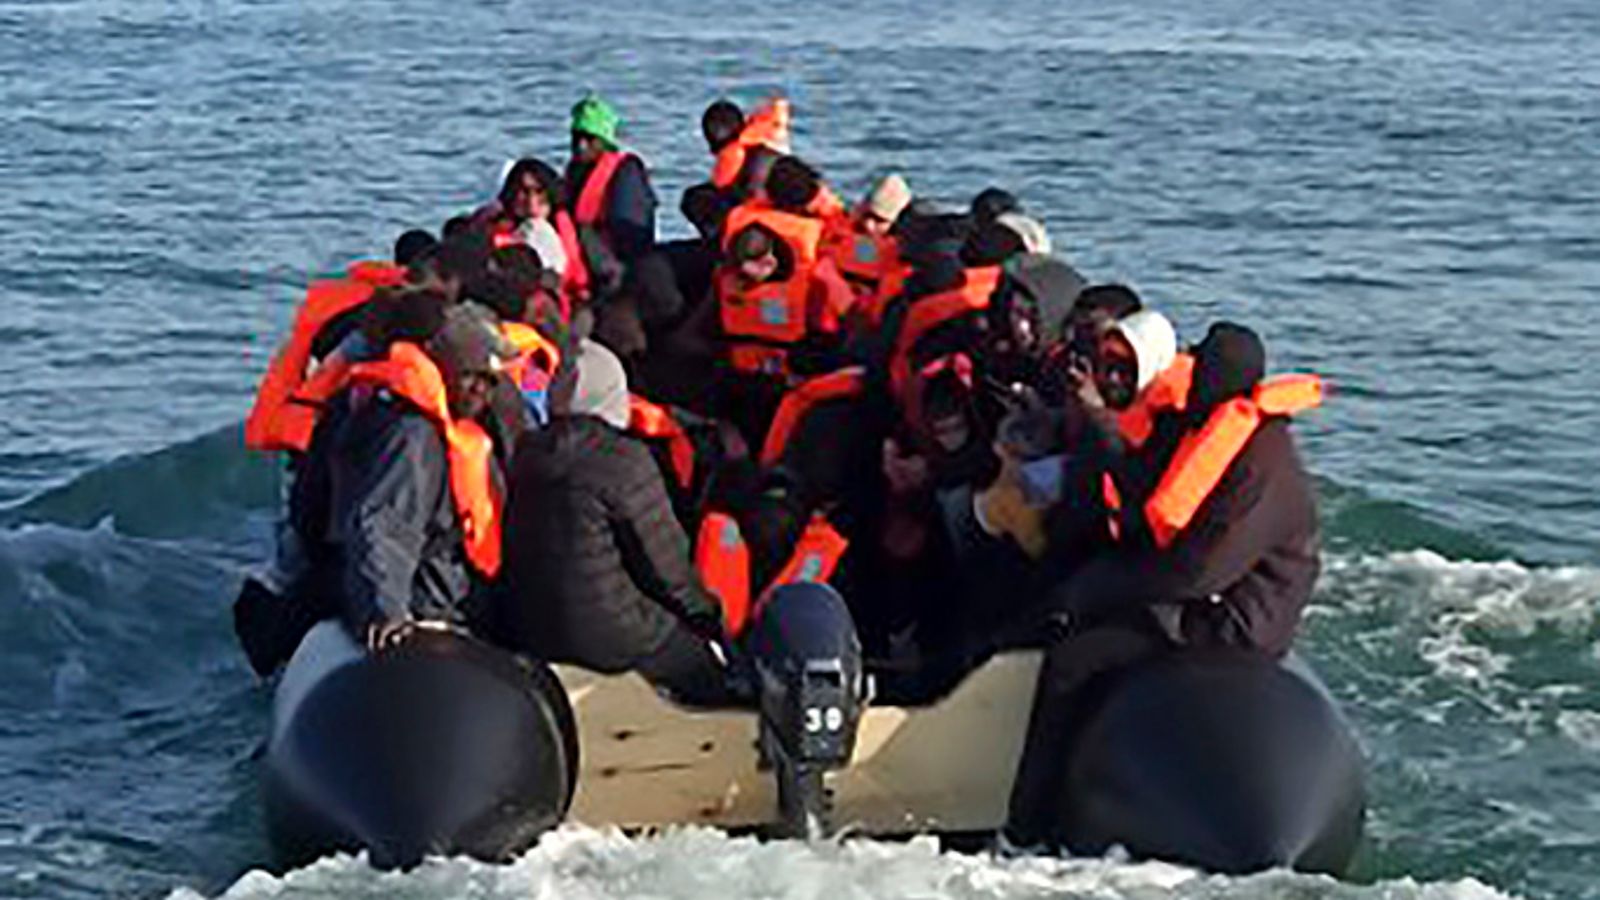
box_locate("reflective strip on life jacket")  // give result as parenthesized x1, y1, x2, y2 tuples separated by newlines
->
(695, 512, 753, 636)
(573, 151, 629, 226)
(1117, 352, 1196, 448)
(1143, 374, 1323, 549)
(244, 261, 406, 453)
(627, 395, 696, 491)
(346, 342, 503, 578)
(830, 230, 898, 293)
(887, 266, 1002, 402)
(711, 98, 791, 190)
(760, 366, 867, 466)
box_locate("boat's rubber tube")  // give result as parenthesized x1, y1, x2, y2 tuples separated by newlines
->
(1056, 651, 1365, 874)
(263, 621, 576, 870)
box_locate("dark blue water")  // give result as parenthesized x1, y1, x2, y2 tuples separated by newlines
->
(2, 1, 1597, 897)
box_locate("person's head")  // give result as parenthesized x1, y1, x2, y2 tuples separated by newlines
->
(960, 219, 1026, 267)
(570, 95, 620, 163)
(730, 224, 781, 285)
(970, 187, 1021, 227)
(765, 155, 821, 213)
(441, 215, 473, 240)
(553, 338, 630, 429)
(409, 230, 491, 303)
(912, 354, 978, 457)
(426, 302, 517, 421)
(1189, 321, 1266, 418)
(473, 243, 548, 324)
(361, 287, 450, 350)
(393, 229, 437, 267)
(702, 99, 745, 154)
(860, 174, 911, 237)
(1097, 309, 1176, 411)
(1064, 283, 1142, 361)
(499, 158, 560, 223)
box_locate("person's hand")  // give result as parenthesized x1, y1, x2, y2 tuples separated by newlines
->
(1067, 359, 1105, 415)
(366, 618, 416, 653)
(882, 438, 929, 496)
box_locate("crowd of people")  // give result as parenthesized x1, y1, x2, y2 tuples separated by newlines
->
(233, 93, 1326, 851)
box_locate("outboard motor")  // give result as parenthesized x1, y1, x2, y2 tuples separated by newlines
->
(263, 622, 577, 869)
(745, 583, 864, 837)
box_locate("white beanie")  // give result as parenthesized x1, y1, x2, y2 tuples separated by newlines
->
(995, 212, 1052, 256)
(1112, 310, 1178, 393)
(569, 338, 631, 430)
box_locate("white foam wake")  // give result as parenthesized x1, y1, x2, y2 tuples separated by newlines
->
(172, 826, 1515, 900)
(1318, 550, 1600, 686)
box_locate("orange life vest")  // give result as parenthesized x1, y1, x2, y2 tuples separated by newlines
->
(1117, 352, 1196, 448)
(244, 261, 407, 453)
(627, 395, 697, 491)
(887, 266, 1002, 403)
(554, 210, 589, 315)
(717, 205, 830, 376)
(344, 342, 504, 577)
(573, 151, 630, 226)
(694, 511, 848, 637)
(1103, 374, 1324, 549)
(710, 98, 791, 190)
(827, 227, 899, 300)
(760, 366, 868, 466)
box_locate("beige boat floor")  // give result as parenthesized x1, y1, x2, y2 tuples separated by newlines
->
(553, 651, 1041, 834)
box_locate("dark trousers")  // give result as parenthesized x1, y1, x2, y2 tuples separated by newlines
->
(1004, 621, 1170, 845)
(634, 623, 730, 707)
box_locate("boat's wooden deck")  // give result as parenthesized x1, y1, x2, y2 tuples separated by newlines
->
(554, 651, 1041, 833)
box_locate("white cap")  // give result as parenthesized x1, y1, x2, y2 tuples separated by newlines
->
(1111, 310, 1178, 393)
(995, 212, 1052, 256)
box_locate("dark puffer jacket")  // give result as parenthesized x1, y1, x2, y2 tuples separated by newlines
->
(499, 414, 722, 671)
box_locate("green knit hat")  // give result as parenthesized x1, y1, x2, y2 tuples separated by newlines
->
(570, 95, 620, 149)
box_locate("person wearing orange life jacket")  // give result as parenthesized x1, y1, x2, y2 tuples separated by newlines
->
(499, 340, 732, 705)
(693, 469, 848, 640)
(826, 174, 912, 316)
(480, 158, 589, 321)
(242, 229, 437, 454)
(233, 302, 517, 674)
(682, 99, 791, 239)
(564, 96, 657, 295)
(1003, 322, 1324, 850)
(712, 214, 854, 446)
(625, 392, 751, 529)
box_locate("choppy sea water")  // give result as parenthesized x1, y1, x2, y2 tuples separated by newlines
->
(1, 0, 1597, 897)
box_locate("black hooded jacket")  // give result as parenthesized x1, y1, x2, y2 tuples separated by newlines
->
(500, 414, 722, 671)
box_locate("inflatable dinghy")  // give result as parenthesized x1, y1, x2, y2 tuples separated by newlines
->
(263, 621, 576, 869)
(263, 585, 1363, 874)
